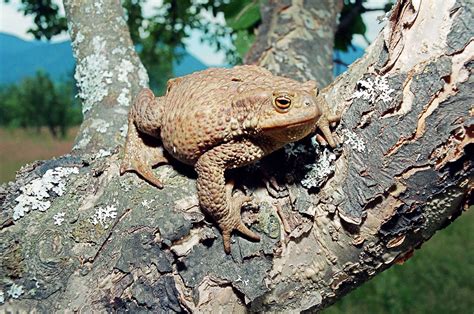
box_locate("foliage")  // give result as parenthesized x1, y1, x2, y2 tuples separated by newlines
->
(120, 0, 260, 90)
(335, 0, 394, 51)
(0, 71, 81, 137)
(123, 0, 202, 91)
(218, 0, 260, 63)
(3, 0, 67, 40)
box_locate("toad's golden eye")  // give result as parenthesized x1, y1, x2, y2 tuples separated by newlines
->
(274, 96, 291, 112)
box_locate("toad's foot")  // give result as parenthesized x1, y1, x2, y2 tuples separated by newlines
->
(120, 119, 170, 189)
(195, 140, 265, 254)
(221, 182, 260, 253)
(316, 112, 341, 148)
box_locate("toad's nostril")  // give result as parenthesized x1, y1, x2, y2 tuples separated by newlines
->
(304, 101, 311, 106)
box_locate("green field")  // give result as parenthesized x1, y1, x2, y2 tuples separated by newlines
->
(1, 128, 472, 312)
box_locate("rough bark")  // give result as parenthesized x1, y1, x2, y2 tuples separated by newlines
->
(245, 0, 342, 87)
(0, 0, 472, 312)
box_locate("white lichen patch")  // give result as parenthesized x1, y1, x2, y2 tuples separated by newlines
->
(53, 212, 66, 226)
(354, 75, 394, 104)
(0, 290, 4, 304)
(119, 179, 132, 191)
(95, 149, 112, 159)
(117, 59, 134, 86)
(71, 30, 84, 59)
(137, 62, 149, 88)
(7, 284, 24, 299)
(115, 15, 127, 26)
(141, 199, 153, 209)
(341, 129, 366, 152)
(72, 31, 85, 52)
(74, 36, 113, 114)
(90, 119, 110, 134)
(301, 148, 337, 189)
(91, 205, 117, 228)
(120, 124, 128, 138)
(112, 47, 127, 55)
(67, 19, 75, 36)
(13, 167, 79, 220)
(74, 134, 91, 150)
(117, 88, 130, 107)
(284, 142, 308, 159)
(94, 0, 104, 14)
(75, 31, 85, 44)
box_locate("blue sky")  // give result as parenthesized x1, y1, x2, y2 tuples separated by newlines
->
(0, 0, 387, 66)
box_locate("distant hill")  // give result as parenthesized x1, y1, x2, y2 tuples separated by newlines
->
(0, 33, 75, 84)
(0, 33, 209, 85)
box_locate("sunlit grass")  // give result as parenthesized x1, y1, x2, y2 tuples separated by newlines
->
(0, 127, 78, 183)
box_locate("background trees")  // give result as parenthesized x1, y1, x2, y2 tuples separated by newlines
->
(0, 71, 81, 137)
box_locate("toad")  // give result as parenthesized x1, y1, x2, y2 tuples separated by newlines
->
(120, 65, 340, 253)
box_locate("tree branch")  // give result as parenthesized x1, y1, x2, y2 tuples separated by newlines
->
(0, 0, 472, 312)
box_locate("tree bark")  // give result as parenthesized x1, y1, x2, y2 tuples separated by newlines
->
(0, 0, 472, 312)
(63, 0, 149, 154)
(246, 0, 343, 87)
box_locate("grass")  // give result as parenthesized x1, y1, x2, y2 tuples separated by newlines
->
(0, 127, 78, 183)
(1, 127, 472, 312)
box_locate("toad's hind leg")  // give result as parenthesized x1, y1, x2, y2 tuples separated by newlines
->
(120, 88, 169, 188)
(195, 140, 265, 254)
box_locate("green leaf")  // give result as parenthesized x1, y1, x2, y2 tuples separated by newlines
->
(220, 0, 250, 19)
(234, 30, 255, 59)
(352, 14, 367, 35)
(227, 1, 261, 31)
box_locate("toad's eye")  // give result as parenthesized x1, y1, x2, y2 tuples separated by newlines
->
(274, 96, 291, 112)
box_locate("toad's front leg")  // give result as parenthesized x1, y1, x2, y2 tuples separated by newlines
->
(120, 88, 169, 188)
(195, 140, 265, 254)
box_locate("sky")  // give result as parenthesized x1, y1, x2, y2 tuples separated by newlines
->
(0, 0, 387, 66)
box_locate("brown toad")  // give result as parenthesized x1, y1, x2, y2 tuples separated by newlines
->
(120, 65, 340, 253)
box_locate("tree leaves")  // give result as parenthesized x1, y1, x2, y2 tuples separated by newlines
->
(218, 0, 261, 62)
(225, 1, 261, 31)
(234, 30, 255, 59)
(0, 71, 81, 137)
(13, 0, 67, 40)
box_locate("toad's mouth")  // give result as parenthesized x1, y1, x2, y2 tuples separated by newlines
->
(262, 116, 317, 131)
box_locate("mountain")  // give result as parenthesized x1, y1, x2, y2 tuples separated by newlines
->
(0, 33, 75, 84)
(0, 33, 209, 85)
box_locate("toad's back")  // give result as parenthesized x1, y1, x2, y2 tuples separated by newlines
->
(159, 65, 302, 164)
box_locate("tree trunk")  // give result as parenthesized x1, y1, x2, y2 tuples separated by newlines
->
(246, 0, 342, 87)
(0, 0, 472, 312)
(63, 0, 149, 154)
